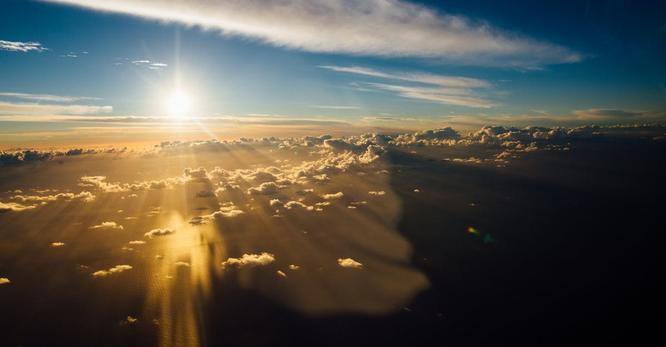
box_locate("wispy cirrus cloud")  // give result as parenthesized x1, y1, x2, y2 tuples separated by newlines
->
(40, 0, 581, 68)
(0, 40, 48, 52)
(571, 108, 644, 121)
(0, 92, 99, 103)
(131, 60, 168, 70)
(321, 65, 496, 108)
(320, 66, 491, 88)
(0, 92, 112, 119)
(309, 105, 360, 110)
(0, 102, 112, 116)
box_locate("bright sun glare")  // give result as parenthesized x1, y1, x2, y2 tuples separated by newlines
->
(166, 90, 192, 119)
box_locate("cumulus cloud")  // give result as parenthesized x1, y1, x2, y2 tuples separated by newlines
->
(0, 40, 47, 52)
(284, 201, 315, 211)
(210, 203, 245, 218)
(321, 192, 344, 200)
(338, 257, 363, 269)
(92, 265, 133, 277)
(221, 252, 275, 268)
(79, 175, 184, 193)
(247, 182, 281, 195)
(144, 228, 175, 238)
(41, 0, 581, 68)
(0, 201, 36, 212)
(190, 203, 245, 225)
(12, 191, 95, 203)
(89, 221, 124, 230)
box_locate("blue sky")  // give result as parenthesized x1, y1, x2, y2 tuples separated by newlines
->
(0, 0, 665, 139)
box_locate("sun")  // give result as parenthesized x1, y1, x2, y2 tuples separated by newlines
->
(165, 89, 192, 119)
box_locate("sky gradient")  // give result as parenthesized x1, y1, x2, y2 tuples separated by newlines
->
(1, 0, 665, 148)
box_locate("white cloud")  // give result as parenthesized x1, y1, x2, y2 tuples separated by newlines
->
(210, 204, 245, 218)
(571, 108, 643, 121)
(319, 66, 491, 88)
(368, 83, 496, 108)
(0, 201, 36, 212)
(131, 60, 168, 70)
(321, 65, 495, 108)
(89, 221, 124, 230)
(0, 101, 112, 116)
(247, 182, 281, 195)
(338, 257, 363, 269)
(221, 252, 275, 268)
(0, 92, 99, 103)
(12, 191, 95, 203)
(41, 0, 581, 68)
(190, 203, 245, 225)
(0, 40, 47, 52)
(321, 192, 344, 200)
(144, 228, 175, 238)
(284, 201, 314, 211)
(310, 105, 360, 110)
(92, 265, 133, 277)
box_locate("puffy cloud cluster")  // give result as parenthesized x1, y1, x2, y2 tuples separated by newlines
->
(12, 191, 95, 203)
(221, 252, 275, 268)
(0, 148, 105, 166)
(189, 203, 246, 225)
(338, 258, 364, 269)
(144, 228, 175, 238)
(1, 191, 95, 213)
(89, 221, 124, 230)
(79, 175, 185, 193)
(0, 201, 36, 212)
(92, 265, 133, 277)
(391, 127, 461, 146)
(321, 192, 344, 200)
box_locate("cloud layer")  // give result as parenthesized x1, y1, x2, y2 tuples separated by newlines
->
(41, 0, 581, 68)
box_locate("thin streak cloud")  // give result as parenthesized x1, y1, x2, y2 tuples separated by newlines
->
(0, 92, 100, 103)
(0, 39, 48, 52)
(321, 65, 496, 108)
